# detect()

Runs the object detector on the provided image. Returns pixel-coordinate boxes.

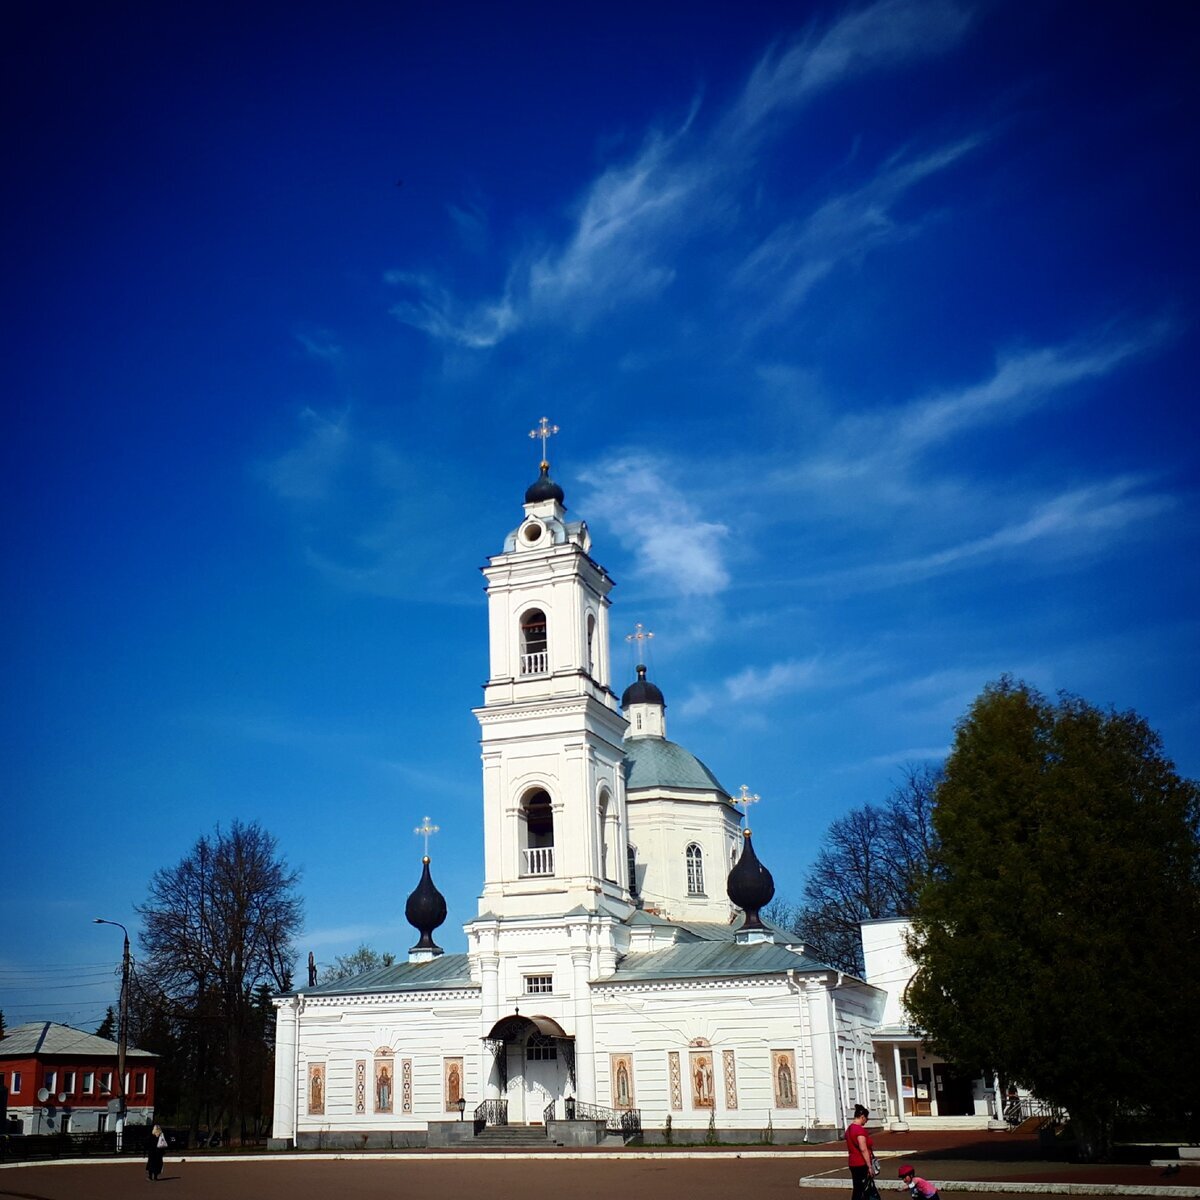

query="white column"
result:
[805,980,840,1128]
[272,1000,297,1143]
[571,947,596,1103]
[480,954,501,1101]
[890,1045,909,1130]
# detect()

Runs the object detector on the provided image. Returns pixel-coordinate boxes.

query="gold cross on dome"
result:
[528,417,560,465]
[625,623,655,663]
[414,815,440,857]
[732,784,760,811]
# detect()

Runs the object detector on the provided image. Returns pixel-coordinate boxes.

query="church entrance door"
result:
[520,1032,561,1124]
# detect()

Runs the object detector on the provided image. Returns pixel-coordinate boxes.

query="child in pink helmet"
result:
[898,1165,940,1200]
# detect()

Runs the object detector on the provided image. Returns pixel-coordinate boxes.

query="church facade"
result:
[271,447,886,1146]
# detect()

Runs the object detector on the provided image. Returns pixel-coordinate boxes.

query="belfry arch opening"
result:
[520,788,554,877]
[520,609,548,675]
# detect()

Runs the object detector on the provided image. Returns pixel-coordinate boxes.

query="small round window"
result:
[522,522,543,543]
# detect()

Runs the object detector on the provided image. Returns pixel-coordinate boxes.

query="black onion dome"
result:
[525,463,565,504]
[621,663,666,709]
[726,829,775,931]
[405,857,448,951]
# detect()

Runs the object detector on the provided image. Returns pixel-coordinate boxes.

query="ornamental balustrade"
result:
[521,846,554,876]
[520,652,548,675]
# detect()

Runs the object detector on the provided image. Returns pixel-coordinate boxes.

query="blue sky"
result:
[4,0,1198,1029]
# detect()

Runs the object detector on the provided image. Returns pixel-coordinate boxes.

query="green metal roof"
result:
[624,737,727,794]
[603,940,831,982]
[291,953,476,998]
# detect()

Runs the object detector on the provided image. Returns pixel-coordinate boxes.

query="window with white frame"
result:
[83,1071,94,1094]
[63,1070,75,1094]
[524,974,553,994]
[686,843,705,894]
[10,1071,20,1094]
[99,1070,112,1094]
[44,1070,57,1094]
[135,1071,147,1095]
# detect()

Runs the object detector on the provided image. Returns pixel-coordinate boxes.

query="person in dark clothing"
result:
[146,1124,166,1181]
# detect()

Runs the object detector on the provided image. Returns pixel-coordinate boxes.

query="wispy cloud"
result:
[735,136,983,314]
[576,452,730,597]
[258,407,350,502]
[719,0,972,142]
[678,650,879,716]
[294,328,342,361]
[799,475,1175,593]
[768,318,1174,503]
[387,0,973,348]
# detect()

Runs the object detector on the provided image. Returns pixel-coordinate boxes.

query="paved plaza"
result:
[3,1131,1197,1200]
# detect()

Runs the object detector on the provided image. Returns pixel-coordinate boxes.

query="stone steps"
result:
[473,1126,553,1148]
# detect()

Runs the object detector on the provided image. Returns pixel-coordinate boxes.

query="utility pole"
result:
[95,918,130,1150]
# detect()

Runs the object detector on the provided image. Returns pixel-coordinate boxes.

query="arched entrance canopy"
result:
[485,1013,568,1041]
[482,1013,575,1091]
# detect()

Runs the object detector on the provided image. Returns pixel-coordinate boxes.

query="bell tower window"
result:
[520,789,555,876]
[520,609,548,676]
[627,844,638,897]
[586,613,596,677]
[686,843,705,895]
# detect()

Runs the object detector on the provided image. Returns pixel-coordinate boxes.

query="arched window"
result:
[686,843,705,895]
[598,792,610,881]
[586,613,596,677]
[627,844,638,898]
[520,609,548,675]
[520,788,554,876]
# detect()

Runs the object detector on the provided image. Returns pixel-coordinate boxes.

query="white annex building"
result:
[271,443,887,1147]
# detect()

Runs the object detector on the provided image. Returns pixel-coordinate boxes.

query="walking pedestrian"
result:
[846,1104,877,1200]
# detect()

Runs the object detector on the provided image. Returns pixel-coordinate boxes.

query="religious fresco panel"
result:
[355,1060,366,1114]
[610,1053,635,1110]
[401,1059,413,1113]
[308,1063,325,1116]
[689,1049,715,1110]
[771,1049,798,1109]
[375,1056,395,1113]
[668,1051,683,1111]
[444,1056,464,1112]
[722,1049,738,1109]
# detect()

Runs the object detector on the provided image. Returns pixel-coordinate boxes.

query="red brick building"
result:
[0,1022,156,1135]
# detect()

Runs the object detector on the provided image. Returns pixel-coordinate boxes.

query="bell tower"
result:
[471,421,633,921]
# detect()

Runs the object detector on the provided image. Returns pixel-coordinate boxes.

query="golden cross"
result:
[732,785,760,811]
[625,623,655,663]
[528,417,560,466]
[414,815,440,857]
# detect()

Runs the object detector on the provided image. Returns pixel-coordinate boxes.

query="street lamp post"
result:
[94,918,130,1150]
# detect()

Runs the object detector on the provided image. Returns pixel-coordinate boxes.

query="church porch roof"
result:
[286,953,475,998]
[602,940,830,983]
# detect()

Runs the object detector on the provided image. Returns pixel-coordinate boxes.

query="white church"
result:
[270,436,888,1146]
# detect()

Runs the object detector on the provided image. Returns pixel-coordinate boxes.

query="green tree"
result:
[906,679,1200,1161]
[324,944,396,984]
[95,1006,116,1041]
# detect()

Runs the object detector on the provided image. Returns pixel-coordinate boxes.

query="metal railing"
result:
[563,1098,642,1141]
[1004,1097,1066,1129]
[543,1098,556,1126]
[521,846,554,876]
[473,1098,508,1135]
[521,651,548,675]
